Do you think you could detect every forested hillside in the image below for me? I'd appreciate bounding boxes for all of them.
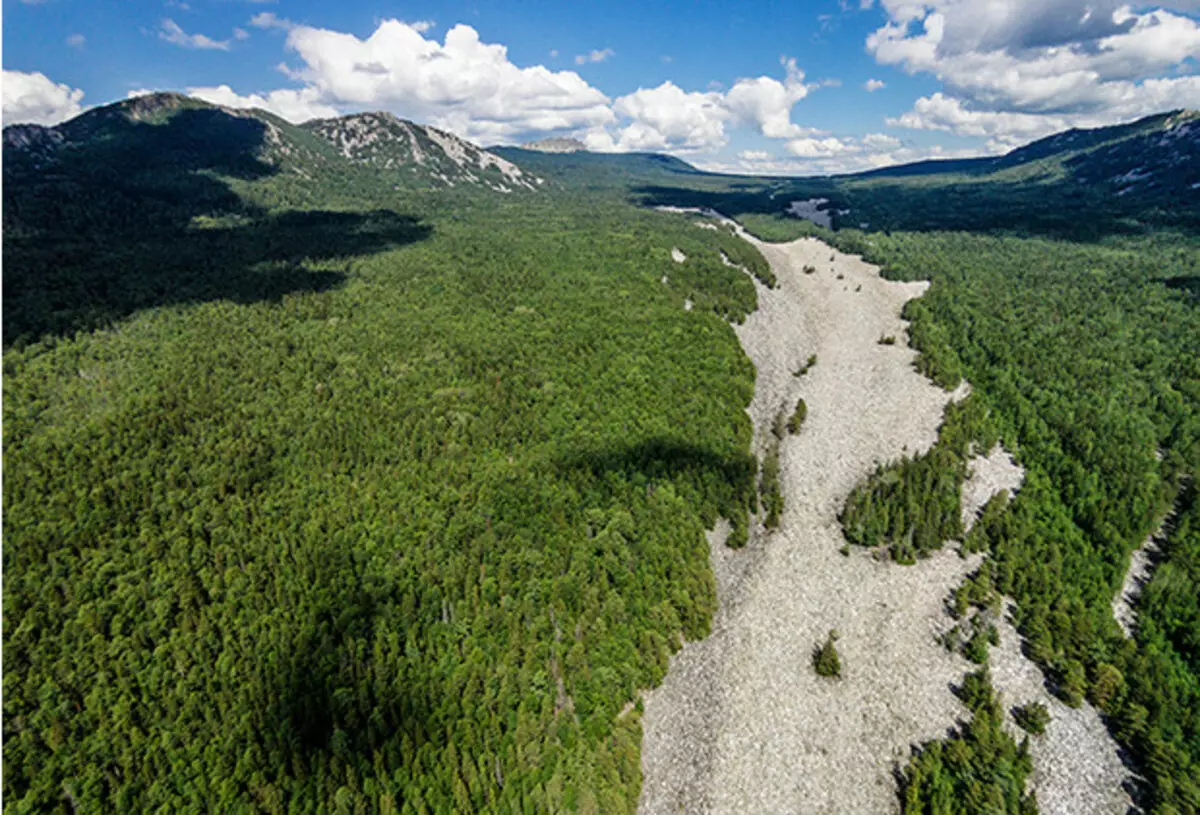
[3,97,767,813]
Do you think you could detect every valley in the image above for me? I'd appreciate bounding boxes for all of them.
[3,94,1198,814]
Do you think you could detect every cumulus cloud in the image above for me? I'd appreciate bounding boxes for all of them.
[185,84,339,123]
[869,0,1200,144]
[587,56,820,152]
[575,48,614,65]
[159,18,234,50]
[724,57,814,138]
[589,82,729,151]
[125,18,826,154]
[864,78,886,92]
[3,70,84,125]
[267,19,615,141]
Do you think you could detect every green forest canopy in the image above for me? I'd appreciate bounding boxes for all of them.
[5,101,1200,813]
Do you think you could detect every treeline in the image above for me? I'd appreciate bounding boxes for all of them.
[902,669,1036,814]
[820,226,1199,813]
[840,394,1001,562]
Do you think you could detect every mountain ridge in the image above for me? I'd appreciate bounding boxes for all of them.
[3,92,543,194]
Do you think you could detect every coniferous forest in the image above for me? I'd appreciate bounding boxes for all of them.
[4,97,1199,814]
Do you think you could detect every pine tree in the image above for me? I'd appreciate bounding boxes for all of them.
[814,630,841,678]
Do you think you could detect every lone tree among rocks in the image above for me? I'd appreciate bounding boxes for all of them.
[1013,701,1051,735]
[814,629,842,678]
[787,398,808,434]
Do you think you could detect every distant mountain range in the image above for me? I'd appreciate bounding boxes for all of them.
[521,137,587,154]
[854,110,1200,198]
[5,93,1197,221]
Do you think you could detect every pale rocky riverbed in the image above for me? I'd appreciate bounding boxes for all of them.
[639,233,978,813]
[637,225,1132,814]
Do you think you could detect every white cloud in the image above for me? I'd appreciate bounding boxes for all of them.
[868,0,1200,143]
[785,136,857,158]
[159,18,233,50]
[548,49,559,58]
[185,84,339,123]
[575,48,615,65]
[249,12,290,30]
[593,82,730,151]
[862,132,901,149]
[739,149,773,161]
[66,33,86,49]
[121,17,833,155]
[889,82,1200,149]
[3,70,84,126]
[270,20,615,142]
[724,57,813,138]
[586,56,823,154]
[864,78,886,92]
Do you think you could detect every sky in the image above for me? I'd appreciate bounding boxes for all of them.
[3,0,1200,175]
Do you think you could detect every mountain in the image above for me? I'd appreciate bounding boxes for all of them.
[3,93,543,197]
[522,136,587,153]
[5,85,1200,815]
[857,109,1200,200]
[492,145,705,189]
[303,111,542,191]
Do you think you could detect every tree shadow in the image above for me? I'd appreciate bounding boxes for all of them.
[3,104,432,345]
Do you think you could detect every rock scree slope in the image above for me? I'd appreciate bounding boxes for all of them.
[638,232,981,814]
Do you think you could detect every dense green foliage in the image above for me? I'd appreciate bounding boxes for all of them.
[827,228,1199,811]
[902,670,1036,815]
[3,100,770,813]
[1013,702,1051,736]
[813,630,841,679]
[6,95,1199,814]
[840,395,1000,563]
[786,399,807,435]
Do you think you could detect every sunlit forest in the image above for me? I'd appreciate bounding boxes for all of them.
[4,97,1199,813]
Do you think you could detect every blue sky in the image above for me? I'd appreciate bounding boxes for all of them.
[4,0,1199,174]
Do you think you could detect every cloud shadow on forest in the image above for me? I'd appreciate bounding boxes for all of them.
[632,173,1200,244]
[555,438,756,498]
[3,106,432,345]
